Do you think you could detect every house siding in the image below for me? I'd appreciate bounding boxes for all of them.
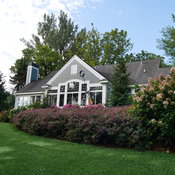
[50,59,103,86]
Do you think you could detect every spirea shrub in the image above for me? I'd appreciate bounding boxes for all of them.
[132,67,175,147]
[13,106,149,150]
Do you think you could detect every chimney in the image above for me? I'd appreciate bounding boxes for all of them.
[26,62,39,85]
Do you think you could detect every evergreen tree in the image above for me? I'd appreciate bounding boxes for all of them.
[10,48,33,91]
[109,58,130,106]
[0,72,7,111]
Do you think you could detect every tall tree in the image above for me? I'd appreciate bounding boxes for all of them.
[101,28,133,65]
[10,11,78,90]
[0,72,8,111]
[34,44,63,78]
[10,48,33,91]
[109,58,130,106]
[157,14,175,66]
[65,28,88,59]
[36,11,78,57]
[83,24,102,66]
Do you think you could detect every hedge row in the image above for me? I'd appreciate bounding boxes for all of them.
[13,107,149,150]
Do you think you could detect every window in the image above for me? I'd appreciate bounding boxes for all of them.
[82,84,87,91]
[48,90,58,93]
[89,92,102,105]
[30,96,35,104]
[90,86,102,91]
[58,81,104,106]
[68,82,79,92]
[67,93,78,105]
[60,86,65,92]
[71,65,77,75]
[48,95,57,105]
[59,94,64,106]
[81,93,86,106]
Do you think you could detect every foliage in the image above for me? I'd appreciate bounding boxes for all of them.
[128,50,170,68]
[10,11,78,90]
[13,106,149,150]
[83,24,102,66]
[0,71,14,112]
[33,44,63,78]
[10,48,33,91]
[132,67,175,146]
[66,24,102,66]
[30,11,78,56]
[157,14,175,66]
[101,29,133,65]
[0,106,28,123]
[0,110,10,122]
[109,58,131,106]
[0,71,7,111]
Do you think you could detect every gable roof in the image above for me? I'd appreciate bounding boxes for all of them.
[15,57,171,94]
[94,59,171,84]
[47,55,106,85]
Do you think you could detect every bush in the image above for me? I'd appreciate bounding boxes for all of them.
[13,106,149,150]
[0,110,10,122]
[132,67,175,147]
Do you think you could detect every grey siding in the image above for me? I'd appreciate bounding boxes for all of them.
[50,60,104,86]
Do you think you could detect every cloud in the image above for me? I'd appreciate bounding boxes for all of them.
[0,0,102,92]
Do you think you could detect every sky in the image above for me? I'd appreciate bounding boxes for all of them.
[0,0,175,91]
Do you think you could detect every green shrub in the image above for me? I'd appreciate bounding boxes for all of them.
[132,67,175,147]
[0,110,10,122]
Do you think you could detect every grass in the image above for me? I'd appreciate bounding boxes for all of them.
[0,123,175,175]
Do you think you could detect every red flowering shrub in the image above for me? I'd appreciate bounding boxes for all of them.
[62,104,80,109]
[13,106,149,150]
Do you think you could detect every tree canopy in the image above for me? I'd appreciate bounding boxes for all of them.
[10,10,167,93]
[0,71,14,111]
[157,14,175,66]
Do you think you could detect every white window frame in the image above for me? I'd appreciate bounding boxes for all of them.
[57,80,107,107]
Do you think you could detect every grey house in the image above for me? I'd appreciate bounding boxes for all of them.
[14,55,170,108]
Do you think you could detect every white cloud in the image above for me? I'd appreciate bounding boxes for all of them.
[0,0,102,92]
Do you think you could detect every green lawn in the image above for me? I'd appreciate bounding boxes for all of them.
[0,123,175,175]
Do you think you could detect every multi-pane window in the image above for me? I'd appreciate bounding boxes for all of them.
[60,86,65,92]
[81,84,87,91]
[59,81,103,106]
[48,89,58,105]
[59,94,64,106]
[89,86,103,105]
[90,86,102,91]
[67,82,79,92]
[89,92,102,105]
[67,93,78,105]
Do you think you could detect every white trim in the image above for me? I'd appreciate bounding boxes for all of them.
[26,66,32,85]
[26,65,39,85]
[47,55,106,85]
[57,79,90,107]
[15,92,44,96]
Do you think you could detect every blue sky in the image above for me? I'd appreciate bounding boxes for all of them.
[0,0,174,91]
[73,0,175,56]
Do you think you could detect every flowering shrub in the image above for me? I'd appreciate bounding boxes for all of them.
[62,104,80,109]
[132,67,175,147]
[13,106,149,150]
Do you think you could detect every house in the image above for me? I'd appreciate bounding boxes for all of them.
[14,55,170,108]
